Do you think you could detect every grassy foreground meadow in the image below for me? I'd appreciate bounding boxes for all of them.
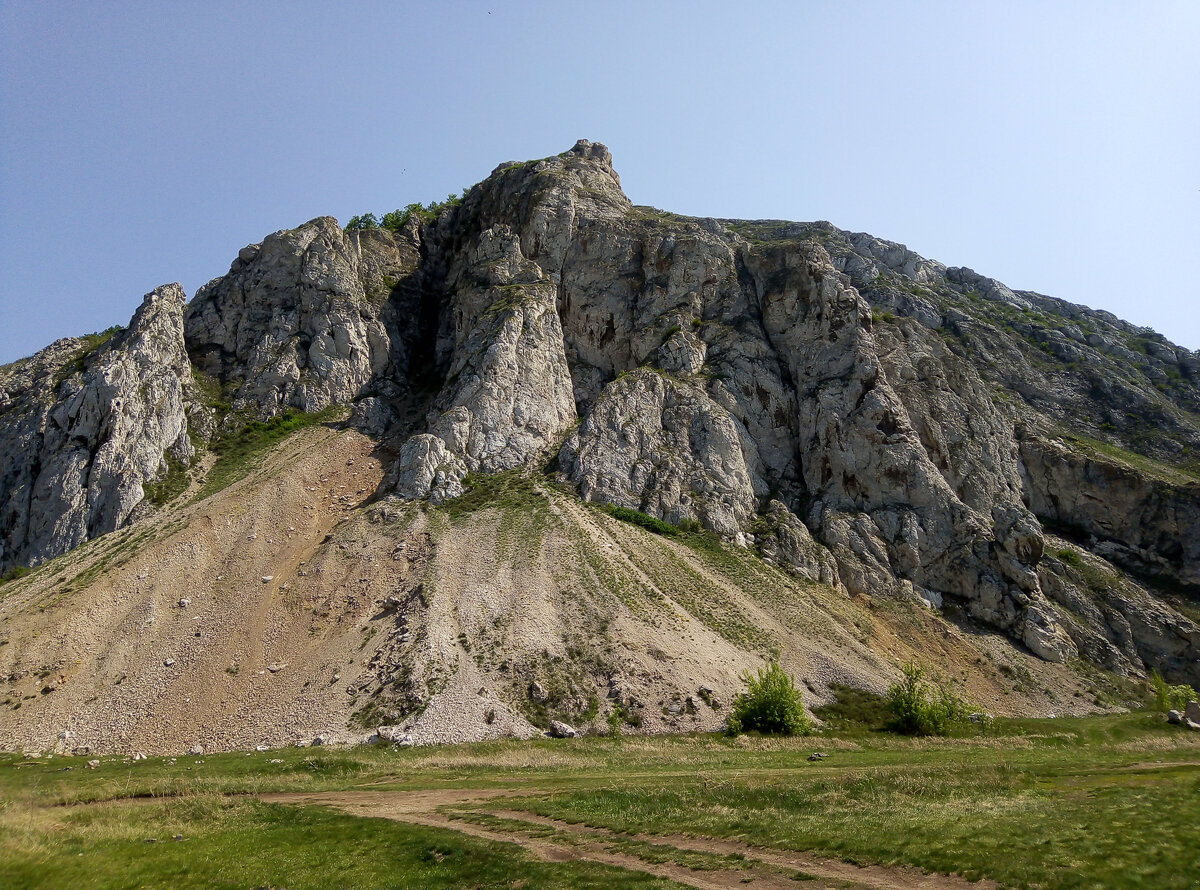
[2,712,1198,889]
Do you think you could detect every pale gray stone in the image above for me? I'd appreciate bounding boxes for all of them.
[0,284,201,573]
[548,720,576,738]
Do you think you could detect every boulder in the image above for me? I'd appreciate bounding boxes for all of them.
[377,726,414,746]
[548,720,577,739]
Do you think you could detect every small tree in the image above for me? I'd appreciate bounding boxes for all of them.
[884,662,974,736]
[726,662,813,736]
[380,208,410,231]
[345,213,379,230]
[1150,669,1195,711]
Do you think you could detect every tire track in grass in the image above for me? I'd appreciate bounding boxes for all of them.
[262,788,997,890]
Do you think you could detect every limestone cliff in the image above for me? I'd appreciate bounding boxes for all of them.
[2,140,1198,698]
[0,284,201,572]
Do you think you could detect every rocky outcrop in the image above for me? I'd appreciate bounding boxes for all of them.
[754,500,841,586]
[394,226,577,501]
[1038,542,1200,686]
[559,370,764,536]
[1020,438,1200,589]
[184,217,425,418]
[3,139,1198,685]
[0,284,199,571]
[336,141,1196,672]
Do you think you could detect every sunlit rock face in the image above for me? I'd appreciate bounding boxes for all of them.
[0,284,200,570]
[3,139,1199,682]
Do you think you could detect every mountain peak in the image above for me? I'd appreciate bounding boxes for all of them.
[567,138,613,167]
[1,144,1197,754]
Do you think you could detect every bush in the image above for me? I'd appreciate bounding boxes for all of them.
[885,662,974,736]
[345,213,379,230]
[606,705,624,737]
[601,504,678,537]
[1150,670,1196,711]
[726,662,814,736]
[381,198,453,231]
[1,565,32,585]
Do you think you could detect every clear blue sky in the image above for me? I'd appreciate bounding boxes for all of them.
[2,1,1198,363]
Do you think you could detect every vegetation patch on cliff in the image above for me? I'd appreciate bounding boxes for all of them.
[195,407,342,500]
[1062,433,1200,486]
[51,326,123,386]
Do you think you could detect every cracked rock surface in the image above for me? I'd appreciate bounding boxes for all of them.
[3,139,1199,688]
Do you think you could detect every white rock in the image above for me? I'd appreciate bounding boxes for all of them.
[548,720,576,739]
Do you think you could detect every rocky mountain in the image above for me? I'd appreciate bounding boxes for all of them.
[1,140,1197,753]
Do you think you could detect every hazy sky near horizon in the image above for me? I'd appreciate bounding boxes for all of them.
[2,1,1198,363]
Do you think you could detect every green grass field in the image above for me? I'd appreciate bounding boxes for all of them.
[2,712,1198,889]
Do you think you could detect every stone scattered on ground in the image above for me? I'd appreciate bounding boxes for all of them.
[548,720,576,738]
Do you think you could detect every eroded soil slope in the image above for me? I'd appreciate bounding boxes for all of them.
[0,425,1131,754]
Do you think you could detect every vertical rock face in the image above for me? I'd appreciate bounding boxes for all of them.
[559,369,765,536]
[378,140,1188,670]
[0,284,197,570]
[730,237,1067,660]
[394,224,577,501]
[1020,439,1200,589]
[184,217,423,417]
[3,139,1198,682]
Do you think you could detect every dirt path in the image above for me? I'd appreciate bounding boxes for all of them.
[262,788,996,890]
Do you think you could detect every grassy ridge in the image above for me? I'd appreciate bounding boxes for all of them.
[1063,433,1200,486]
